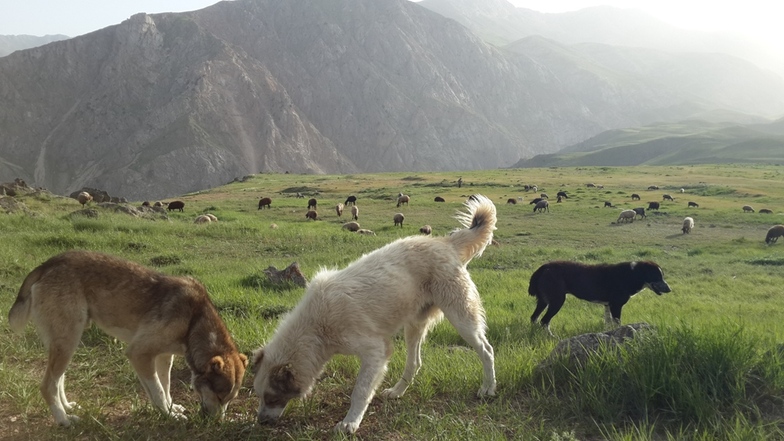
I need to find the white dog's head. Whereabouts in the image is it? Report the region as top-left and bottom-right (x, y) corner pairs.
(251, 347), (312, 424)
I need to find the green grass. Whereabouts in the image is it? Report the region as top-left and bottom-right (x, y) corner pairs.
(2, 164), (784, 440)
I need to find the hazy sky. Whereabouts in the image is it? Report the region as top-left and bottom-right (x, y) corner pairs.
(1, 0), (782, 53)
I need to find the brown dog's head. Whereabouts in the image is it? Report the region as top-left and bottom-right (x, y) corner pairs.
(191, 352), (248, 419)
(252, 347), (310, 425)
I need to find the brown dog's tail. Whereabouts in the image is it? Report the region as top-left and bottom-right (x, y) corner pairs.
(8, 264), (45, 333)
(449, 194), (497, 265)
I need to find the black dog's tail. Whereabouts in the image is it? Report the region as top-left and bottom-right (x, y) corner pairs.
(528, 265), (545, 297)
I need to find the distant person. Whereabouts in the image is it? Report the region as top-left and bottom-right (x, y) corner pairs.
(457, 177), (463, 188)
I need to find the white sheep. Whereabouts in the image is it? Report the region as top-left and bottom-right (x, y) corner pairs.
(335, 203), (344, 218)
(342, 221), (360, 232)
(396, 194), (410, 207)
(194, 214), (212, 224)
(351, 205), (359, 220)
(357, 229), (376, 236)
(682, 217), (694, 234)
(76, 191), (92, 207)
(617, 209), (636, 223)
(743, 205), (755, 213)
(205, 213), (218, 222)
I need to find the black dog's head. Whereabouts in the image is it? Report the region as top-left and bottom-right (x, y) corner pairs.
(633, 261), (671, 295)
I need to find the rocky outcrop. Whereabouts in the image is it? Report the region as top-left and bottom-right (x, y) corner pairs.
(537, 323), (654, 370)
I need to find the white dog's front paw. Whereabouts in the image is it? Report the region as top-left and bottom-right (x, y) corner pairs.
(334, 420), (360, 434)
(380, 386), (404, 399)
(170, 403), (186, 414)
(477, 383), (496, 397)
(55, 414), (80, 427)
(63, 401), (79, 411)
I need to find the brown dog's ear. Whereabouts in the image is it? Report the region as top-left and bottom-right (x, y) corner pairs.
(210, 356), (225, 373)
(270, 364), (299, 394)
(251, 348), (264, 375)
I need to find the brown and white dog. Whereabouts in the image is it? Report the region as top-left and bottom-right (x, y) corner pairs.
(252, 195), (498, 434)
(528, 260), (671, 335)
(7, 250), (247, 426)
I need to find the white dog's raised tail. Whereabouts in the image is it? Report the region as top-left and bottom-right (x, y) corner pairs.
(451, 195), (497, 264)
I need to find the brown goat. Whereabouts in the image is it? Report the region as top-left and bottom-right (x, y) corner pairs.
(419, 225), (432, 235)
(396, 194), (410, 207)
(308, 198), (318, 210)
(76, 191), (92, 207)
(305, 210), (318, 221)
(393, 213), (405, 227)
(258, 197), (272, 210)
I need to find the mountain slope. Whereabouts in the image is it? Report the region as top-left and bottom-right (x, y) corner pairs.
(513, 119), (784, 168)
(0, 34), (69, 57)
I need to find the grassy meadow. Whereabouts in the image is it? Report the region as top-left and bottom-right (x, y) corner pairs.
(1, 164), (784, 440)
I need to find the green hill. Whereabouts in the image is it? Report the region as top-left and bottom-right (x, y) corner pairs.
(513, 118), (784, 168)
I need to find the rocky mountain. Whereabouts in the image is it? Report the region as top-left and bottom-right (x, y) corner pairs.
(0, 34), (70, 57)
(417, 0), (784, 78)
(1, 0), (783, 200)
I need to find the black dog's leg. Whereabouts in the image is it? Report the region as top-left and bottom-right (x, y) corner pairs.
(608, 303), (624, 326)
(530, 298), (548, 323)
(539, 295), (566, 336)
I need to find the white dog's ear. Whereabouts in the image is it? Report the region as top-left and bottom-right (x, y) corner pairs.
(271, 364), (300, 394)
(251, 348), (264, 374)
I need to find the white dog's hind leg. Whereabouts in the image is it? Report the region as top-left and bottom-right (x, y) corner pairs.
(56, 374), (78, 411)
(336, 339), (391, 434)
(441, 300), (496, 396)
(382, 322), (428, 398)
(155, 354), (185, 415)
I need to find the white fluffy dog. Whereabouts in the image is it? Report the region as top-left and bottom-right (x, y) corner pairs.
(252, 195), (498, 433)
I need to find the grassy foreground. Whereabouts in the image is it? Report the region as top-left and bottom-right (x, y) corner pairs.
(1, 164), (784, 440)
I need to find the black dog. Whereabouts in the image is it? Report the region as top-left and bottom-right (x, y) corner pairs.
(528, 261), (670, 335)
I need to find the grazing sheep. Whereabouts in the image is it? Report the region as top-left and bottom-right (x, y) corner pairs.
(344, 195), (357, 206)
(556, 191), (568, 199)
(631, 193), (641, 200)
(153, 201), (163, 208)
(586, 183), (595, 188)
(393, 213), (405, 227)
(529, 197), (543, 205)
(258, 197), (272, 210)
(335, 203), (344, 218)
(532, 186), (538, 192)
(506, 198), (517, 205)
(682, 217), (694, 234)
(351, 205), (359, 220)
(765, 225), (784, 244)
(604, 201), (613, 208)
(759, 208), (773, 214)
(419, 225), (432, 235)
(680, 188), (685, 193)
(648, 185), (659, 190)
(205, 213), (218, 222)
(305, 210), (318, 221)
(647, 202), (660, 210)
(743, 205), (755, 213)
(688, 201), (699, 208)
(76, 191), (92, 207)
(633, 207), (646, 219)
(434, 196), (445, 202)
(167, 201), (185, 212)
(663, 194), (674, 201)
(540, 193), (548, 199)
(356, 229), (375, 236)
(534, 200), (549, 213)
(556, 195), (563, 203)
(141, 201), (151, 207)
(396, 194), (410, 207)
(617, 210), (636, 223)
(597, 185), (604, 189)
(342, 221), (360, 232)
(307, 198), (318, 210)
(194, 215), (212, 224)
